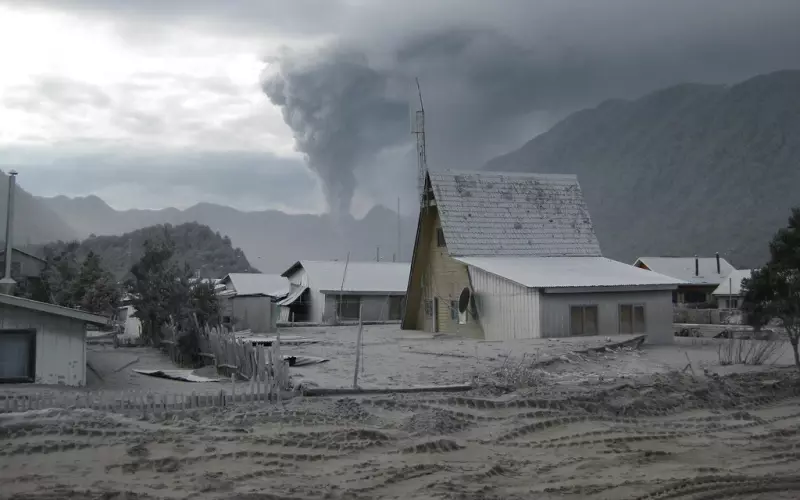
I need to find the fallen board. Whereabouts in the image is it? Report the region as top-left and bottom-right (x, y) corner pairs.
(238, 336), (320, 346)
(133, 369), (222, 383)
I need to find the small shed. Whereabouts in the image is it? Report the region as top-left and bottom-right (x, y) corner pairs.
(216, 273), (289, 332)
(279, 260), (410, 324)
(712, 269), (753, 309)
(0, 293), (109, 386)
(634, 255), (735, 305)
(402, 170), (682, 344)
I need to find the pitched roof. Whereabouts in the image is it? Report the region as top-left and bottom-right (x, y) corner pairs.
(634, 257), (735, 285)
(0, 247), (46, 263)
(0, 293), (109, 326)
(220, 273), (289, 297)
(456, 256), (684, 289)
(712, 269), (753, 296)
(429, 171), (601, 258)
(282, 260), (410, 294)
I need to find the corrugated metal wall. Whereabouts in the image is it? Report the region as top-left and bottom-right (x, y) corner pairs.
(538, 289), (674, 343)
(467, 266), (540, 340)
(0, 305), (87, 386)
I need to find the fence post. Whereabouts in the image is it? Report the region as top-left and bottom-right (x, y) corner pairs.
(353, 303), (364, 389)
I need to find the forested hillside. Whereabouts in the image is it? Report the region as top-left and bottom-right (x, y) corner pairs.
(30, 222), (256, 279)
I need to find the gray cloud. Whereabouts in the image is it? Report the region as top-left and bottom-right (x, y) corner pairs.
(262, 0), (800, 215)
(3, 0), (343, 38)
(0, 146), (321, 212)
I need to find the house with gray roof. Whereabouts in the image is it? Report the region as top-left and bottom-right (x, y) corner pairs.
(633, 255), (735, 305)
(216, 273), (290, 333)
(402, 170), (682, 343)
(279, 260), (409, 324)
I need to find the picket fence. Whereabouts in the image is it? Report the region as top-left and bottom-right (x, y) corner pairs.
(0, 377), (290, 420)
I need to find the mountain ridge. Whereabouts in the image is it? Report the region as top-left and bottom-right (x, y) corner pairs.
(36, 195), (418, 273)
(484, 69), (800, 268)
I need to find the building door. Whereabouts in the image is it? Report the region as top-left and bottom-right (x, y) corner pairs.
(0, 330), (35, 382)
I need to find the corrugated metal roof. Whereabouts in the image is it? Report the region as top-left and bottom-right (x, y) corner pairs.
(221, 273), (290, 297)
(0, 293), (109, 325)
(455, 256), (684, 289)
(286, 261), (410, 294)
(429, 171), (602, 258)
(712, 269), (753, 296)
(634, 257), (735, 285)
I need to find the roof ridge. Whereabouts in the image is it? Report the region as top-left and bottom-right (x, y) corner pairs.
(430, 169), (578, 180)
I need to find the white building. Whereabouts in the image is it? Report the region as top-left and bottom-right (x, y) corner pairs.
(0, 293), (108, 386)
(216, 273), (290, 332)
(633, 256), (735, 305)
(712, 269), (753, 309)
(402, 170), (683, 344)
(279, 260), (410, 324)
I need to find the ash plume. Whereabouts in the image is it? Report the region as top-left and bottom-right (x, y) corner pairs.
(262, 51), (409, 218)
(262, 0), (800, 216)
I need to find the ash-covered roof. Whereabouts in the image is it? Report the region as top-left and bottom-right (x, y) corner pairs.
(429, 171), (601, 258)
(712, 269), (753, 296)
(282, 260), (410, 294)
(220, 273), (290, 297)
(456, 256), (684, 289)
(634, 257), (735, 285)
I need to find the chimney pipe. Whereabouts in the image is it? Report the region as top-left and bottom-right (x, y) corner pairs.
(1, 170), (18, 295)
(694, 255), (699, 277)
(716, 252), (720, 274)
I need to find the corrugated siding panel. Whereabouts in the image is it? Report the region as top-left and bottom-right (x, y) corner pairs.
(0, 305), (87, 386)
(429, 171), (601, 258)
(539, 290), (673, 344)
(468, 266), (540, 340)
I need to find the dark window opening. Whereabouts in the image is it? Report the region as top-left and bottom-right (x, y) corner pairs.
(570, 305), (598, 336)
(388, 296), (404, 320)
(337, 295), (361, 320)
(619, 304), (646, 333)
(450, 300), (459, 320)
(436, 228), (446, 247)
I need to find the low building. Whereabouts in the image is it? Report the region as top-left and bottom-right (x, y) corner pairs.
(0, 293), (108, 386)
(402, 170), (683, 343)
(216, 273), (289, 332)
(633, 255), (735, 305)
(0, 248), (47, 298)
(712, 269), (753, 309)
(279, 260), (410, 324)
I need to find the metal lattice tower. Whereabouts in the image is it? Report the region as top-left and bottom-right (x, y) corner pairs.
(412, 78), (427, 207)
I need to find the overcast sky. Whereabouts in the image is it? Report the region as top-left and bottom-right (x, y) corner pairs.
(1, 1), (798, 216)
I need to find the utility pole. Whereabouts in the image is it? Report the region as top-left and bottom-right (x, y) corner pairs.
(412, 78), (427, 207)
(397, 196), (401, 261)
(1, 170), (18, 295)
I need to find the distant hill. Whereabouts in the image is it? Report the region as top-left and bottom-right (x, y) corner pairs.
(36, 196), (418, 273)
(1, 170), (78, 244)
(484, 70), (800, 268)
(30, 222), (257, 280)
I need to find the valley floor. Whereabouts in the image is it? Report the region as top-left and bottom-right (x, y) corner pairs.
(2, 344), (800, 499)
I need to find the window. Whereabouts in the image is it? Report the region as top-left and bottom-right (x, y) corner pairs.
(570, 305), (598, 336)
(450, 300), (459, 320)
(619, 304), (646, 333)
(389, 296), (404, 320)
(724, 298), (739, 309)
(436, 227), (446, 247)
(424, 299), (433, 316)
(337, 295), (361, 320)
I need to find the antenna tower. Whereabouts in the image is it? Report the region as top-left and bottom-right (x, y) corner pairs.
(412, 78), (427, 207)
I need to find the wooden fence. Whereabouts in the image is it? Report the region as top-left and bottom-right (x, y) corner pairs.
(160, 322), (290, 390)
(0, 378), (290, 420)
